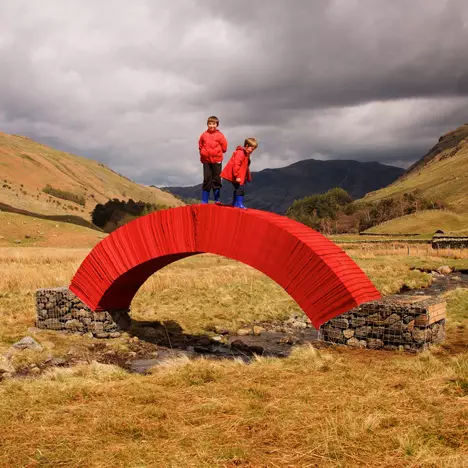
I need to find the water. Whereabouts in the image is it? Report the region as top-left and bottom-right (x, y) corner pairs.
(125, 271), (468, 374)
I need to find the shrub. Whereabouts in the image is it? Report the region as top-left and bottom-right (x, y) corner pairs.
(91, 198), (169, 232)
(42, 185), (86, 206)
(287, 189), (445, 234)
(287, 188), (354, 233)
(355, 193), (445, 232)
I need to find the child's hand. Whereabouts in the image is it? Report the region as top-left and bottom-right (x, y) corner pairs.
(236, 177), (241, 183)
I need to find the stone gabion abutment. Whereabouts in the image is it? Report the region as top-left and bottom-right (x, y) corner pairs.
(35, 288), (131, 338)
(320, 295), (446, 351)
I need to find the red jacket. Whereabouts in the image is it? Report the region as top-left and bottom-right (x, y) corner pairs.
(198, 129), (227, 164)
(221, 146), (252, 185)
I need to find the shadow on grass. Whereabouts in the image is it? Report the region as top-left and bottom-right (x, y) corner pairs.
(129, 319), (319, 360)
(129, 319), (265, 359)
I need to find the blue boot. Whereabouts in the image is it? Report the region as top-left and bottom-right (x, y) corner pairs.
(213, 189), (221, 204)
(234, 195), (247, 209)
(201, 190), (210, 204)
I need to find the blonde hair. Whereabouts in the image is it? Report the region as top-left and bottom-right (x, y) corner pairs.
(244, 137), (258, 148)
(207, 116), (219, 126)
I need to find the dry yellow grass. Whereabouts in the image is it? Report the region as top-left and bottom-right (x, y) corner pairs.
(0, 246), (440, 340)
(0, 212), (105, 248)
(336, 243), (468, 264)
(0, 346), (467, 467)
(0, 247), (467, 467)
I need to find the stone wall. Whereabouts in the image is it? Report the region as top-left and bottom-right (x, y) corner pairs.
(36, 288), (131, 338)
(431, 234), (468, 249)
(319, 295), (446, 351)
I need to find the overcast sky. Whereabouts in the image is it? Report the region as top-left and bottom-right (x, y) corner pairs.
(1, 0), (468, 186)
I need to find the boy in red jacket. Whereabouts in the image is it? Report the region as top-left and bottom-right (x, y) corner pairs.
(221, 137), (258, 209)
(198, 116), (228, 204)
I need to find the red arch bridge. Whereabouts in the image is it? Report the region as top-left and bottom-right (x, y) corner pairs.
(70, 205), (381, 328)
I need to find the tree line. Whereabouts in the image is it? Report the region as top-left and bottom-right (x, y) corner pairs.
(91, 199), (169, 232)
(286, 188), (445, 234)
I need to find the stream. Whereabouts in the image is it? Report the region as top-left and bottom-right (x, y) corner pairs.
(124, 270), (468, 374)
(7, 270), (467, 379)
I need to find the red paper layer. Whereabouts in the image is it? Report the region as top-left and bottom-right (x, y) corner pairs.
(69, 205), (381, 328)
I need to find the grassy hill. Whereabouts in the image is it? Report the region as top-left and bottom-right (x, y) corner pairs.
(362, 123), (468, 234)
(365, 210), (468, 235)
(0, 212), (105, 248)
(0, 132), (183, 220)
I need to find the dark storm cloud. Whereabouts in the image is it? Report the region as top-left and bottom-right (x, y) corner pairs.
(1, 0), (468, 186)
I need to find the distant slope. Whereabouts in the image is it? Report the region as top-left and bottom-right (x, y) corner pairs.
(365, 210), (468, 235)
(166, 159), (404, 214)
(0, 132), (183, 220)
(362, 124), (468, 213)
(404, 123), (468, 176)
(361, 123), (468, 234)
(0, 201), (99, 230)
(0, 211), (105, 248)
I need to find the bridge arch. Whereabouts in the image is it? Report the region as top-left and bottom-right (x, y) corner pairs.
(69, 205), (380, 328)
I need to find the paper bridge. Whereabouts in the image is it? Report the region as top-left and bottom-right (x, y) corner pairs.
(69, 205), (381, 328)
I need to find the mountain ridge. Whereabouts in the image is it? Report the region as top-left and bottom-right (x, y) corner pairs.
(362, 123), (468, 214)
(361, 123), (468, 234)
(402, 123), (468, 178)
(166, 159), (404, 213)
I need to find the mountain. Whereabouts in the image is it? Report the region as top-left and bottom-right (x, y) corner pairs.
(361, 123), (468, 234)
(166, 159), (404, 213)
(0, 132), (183, 222)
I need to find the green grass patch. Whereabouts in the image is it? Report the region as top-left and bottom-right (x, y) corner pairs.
(365, 210), (468, 235)
(42, 184), (86, 206)
(19, 153), (42, 167)
(445, 289), (468, 324)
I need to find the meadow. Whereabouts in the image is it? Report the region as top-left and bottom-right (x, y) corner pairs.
(0, 245), (467, 467)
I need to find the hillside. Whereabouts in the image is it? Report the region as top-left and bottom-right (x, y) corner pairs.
(167, 159), (404, 213)
(404, 123), (468, 176)
(0, 211), (105, 248)
(364, 210), (468, 235)
(0, 132), (183, 221)
(362, 123), (468, 234)
(363, 123), (468, 212)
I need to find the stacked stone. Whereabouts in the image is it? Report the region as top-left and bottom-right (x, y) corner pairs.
(320, 295), (446, 351)
(431, 235), (468, 249)
(36, 288), (131, 338)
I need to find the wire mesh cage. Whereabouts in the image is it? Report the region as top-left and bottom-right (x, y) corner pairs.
(319, 295), (446, 352)
(35, 288), (130, 338)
